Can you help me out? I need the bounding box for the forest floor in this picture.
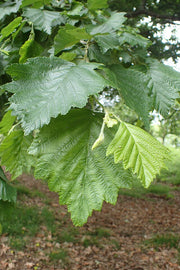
[0,173,180,270]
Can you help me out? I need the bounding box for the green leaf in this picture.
[88,0,108,10]
[0,167,17,203]
[107,121,169,188]
[119,32,150,47]
[88,44,119,65]
[94,33,120,53]
[0,17,22,42]
[87,12,126,35]
[54,25,91,55]
[0,130,34,179]
[146,59,180,117]
[4,57,107,134]
[19,38,43,63]
[12,21,26,40]
[21,0,51,8]
[59,52,77,61]
[67,3,87,17]
[29,109,132,226]
[0,1,22,21]
[105,64,151,127]
[0,110,16,136]
[23,8,64,34]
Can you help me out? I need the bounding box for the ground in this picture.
[0,173,180,270]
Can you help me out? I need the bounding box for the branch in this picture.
[126,9,180,22]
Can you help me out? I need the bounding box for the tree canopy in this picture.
[109,0,180,62]
[0,0,180,226]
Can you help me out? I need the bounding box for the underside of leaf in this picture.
[107,121,169,187]
[29,109,132,226]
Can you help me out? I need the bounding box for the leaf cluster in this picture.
[0,0,179,225]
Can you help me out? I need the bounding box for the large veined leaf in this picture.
[105,64,152,127]
[107,121,169,188]
[4,57,107,134]
[54,25,91,55]
[0,130,35,179]
[23,8,64,34]
[87,0,108,10]
[29,109,133,226]
[146,59,180,117]
[0,0,21,21]
[87,12,126,35]
[0,167,17,203]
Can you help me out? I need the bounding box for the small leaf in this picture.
[88,0,108,10]
[21,0,51,8]
[19,38,43,63]
[146,59,180,117]
[67,3,87,17]
[94,33,120,53]
[0,1,22,21]
[0,167,17,203]
[87,12,126,35]
[0,130,35,179]
[54,24,91,55]
[119,32,151,47]
[88,44,118,65]
[0,110,16,136]
[59,52,77,61]
[4,57,107,134]
[29,109,132,226]
[107,121,169,187]
[23,8,64,34]
[0,17,22,42]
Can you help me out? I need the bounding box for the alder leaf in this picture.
[119,32,151,47]
[87,0,108,10]
[59,52,77,61]
[23,8,64,34]
[0,1,21,21]
[87,12,126,35]
[21,0,51,8]
[29,109,133,226]
[0,17,22,42]
[4,57,107,134]
[54,24,91,55]
[107,121,169,188]
[19,39,43,63]
[0,130,35,179]
[0,110,16,136]
[94,33,120,53]
[105,64,152,127]
[146,59,180,117]
[0,167,17,203]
